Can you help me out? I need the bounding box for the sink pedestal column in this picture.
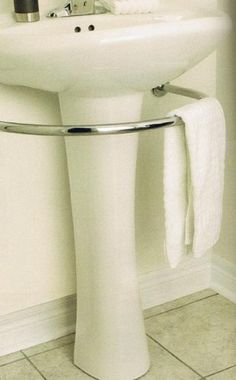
[59,93,150,380]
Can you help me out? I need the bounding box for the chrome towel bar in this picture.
[0,84,208,137]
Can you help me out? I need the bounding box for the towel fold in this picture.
[164,98,226,268]
[99,0,160,15]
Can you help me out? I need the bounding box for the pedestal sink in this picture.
[0,5,230,380]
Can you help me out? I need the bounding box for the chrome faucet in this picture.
[47,0,106,17]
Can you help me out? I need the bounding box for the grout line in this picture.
[144,293,219,320]
[0,358,25,368]
[147,334,203,378]
[24,341,75,358]
[205,364,236,378]
[21,351,47,380]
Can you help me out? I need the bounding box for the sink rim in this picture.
[0,7,229,36]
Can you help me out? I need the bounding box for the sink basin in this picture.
[0,8,230,97]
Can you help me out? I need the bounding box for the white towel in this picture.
[164,98,226,268]
[99,0,160,15]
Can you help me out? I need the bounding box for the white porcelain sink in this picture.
[0,6,230,380]
[0,8,230,97]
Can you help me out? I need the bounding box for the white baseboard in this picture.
[139,254,211,309]
[0,295,76,356]
[211,255,236,304]
[0,255,211,357]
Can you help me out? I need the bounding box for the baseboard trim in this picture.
[139,254,211,309]
[211,255,236,304]
[0,254,211,357]
[0,295,76,356]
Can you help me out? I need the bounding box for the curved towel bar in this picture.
[0,84,208,137]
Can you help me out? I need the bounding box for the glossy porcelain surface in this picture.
[0,7,230,96]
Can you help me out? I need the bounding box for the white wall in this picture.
[0,0,220,316]
[0,0,78,314]
[214,0,236,265]
[0,86,77,315]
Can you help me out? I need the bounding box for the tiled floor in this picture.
[0,289,236,380]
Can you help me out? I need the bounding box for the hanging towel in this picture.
[99,0,160,15]
[164,98,226,268]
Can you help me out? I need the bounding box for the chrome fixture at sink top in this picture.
[48,0,106,18]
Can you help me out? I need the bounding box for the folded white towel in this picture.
[99,0,160,15]
[164,98,226,268]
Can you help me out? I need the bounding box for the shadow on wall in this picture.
[229,0,236,74]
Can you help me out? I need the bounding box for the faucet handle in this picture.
[48,2,72,17]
